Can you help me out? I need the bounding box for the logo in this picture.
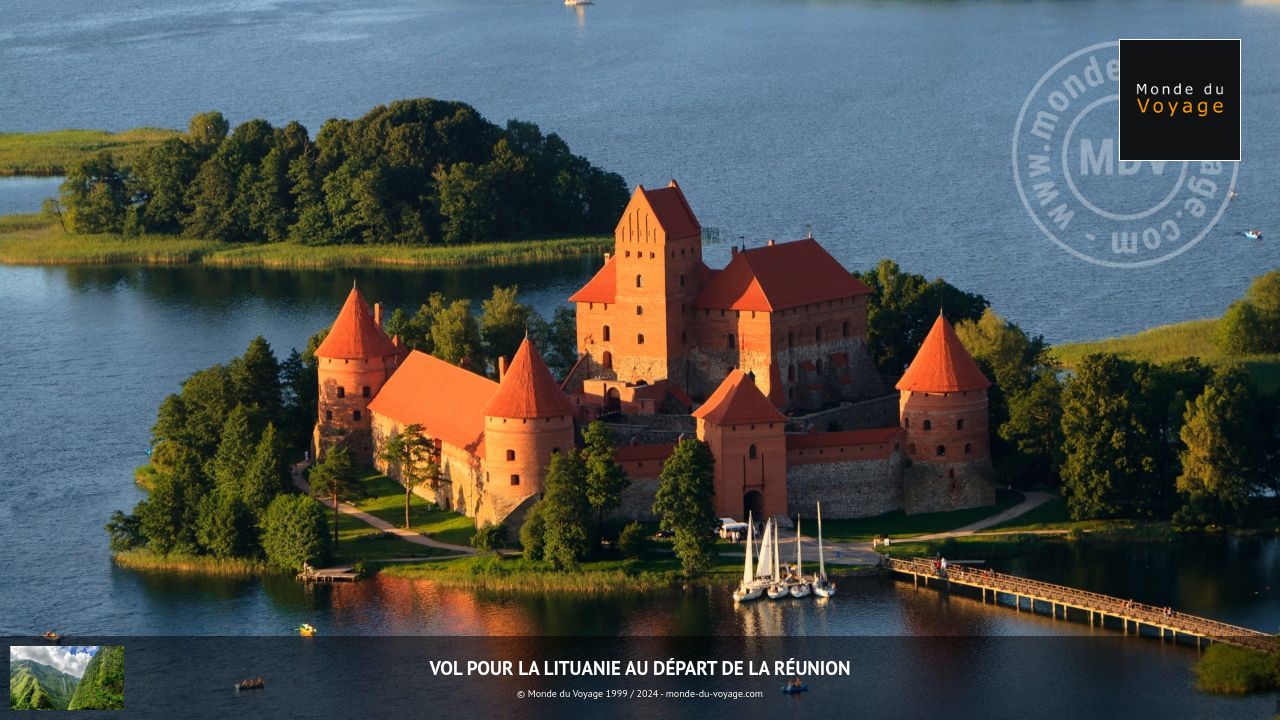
[1012,41,1238,268]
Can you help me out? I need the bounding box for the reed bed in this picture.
[112,550,269,578]
[0,128,179,176]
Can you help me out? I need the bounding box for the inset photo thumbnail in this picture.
[9,645,124,711]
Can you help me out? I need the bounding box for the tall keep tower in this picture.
[313,284,403,462]
[693,370,788,521]
[896,313,995,514]
[482,338,577,526]
[572,181,703,388]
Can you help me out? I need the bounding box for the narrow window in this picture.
[749,444,758,460]
[636,274,643,288]
[510,474,520,486]
[337,386,346,398]
[923,419,932,431]
[680,274,686,287]
[636,305,643,316]
[602,351,613,369]
[727,333,736,349]
[324,409,333,421]
[603,325,611,341]
[957,419,965,430]
[788,331,794,349]
[964,443,972,455]
[909,443,916,454]
[353,410,362,421]
[936,445,945,457]
[816,326,822,342]
[637,334,645,345]
[506,449,516,461]
[842,320,850,338]
[362,386,371,398]
[905,417,910,428]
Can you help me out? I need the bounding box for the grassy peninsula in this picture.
[0,128,178,176]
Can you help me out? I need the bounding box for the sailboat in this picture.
[732,512,763,602]
[767,521,789,600]
[789,515,811,598]
[812,502,836,598]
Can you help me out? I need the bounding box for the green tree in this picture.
[529,304,578,377]
[378,423,439,529]
[133,137,199,232]
[66,646,125,711]
[434,161,499,244]
[471,523,506,552]
[207,404,259,494]
[136,447,208,554]
[308,446,359,547]
[242,422,288,519]
[480,285,532,371]
[653,438,718,576]
[430,298,483,366]
[1216,301,1268,355]
[954,308,1049,397]
[519,501,547,561]
[539,451,592,570]
[617,521,648,559]
[61,151,130,233]
[1176,367,1270,525]
[1000,367,1064,483]
[261,494,331,570]
[385,293,446,352]
[187,110,230,157]
[153,364,236,458]
[581,421,629,540]
[105,510,143,552]
[196,488,258,558]
[229,335,282,419]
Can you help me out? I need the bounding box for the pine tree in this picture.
[242,422,287,519]
[230,335,282,420]
[208,404,258,495]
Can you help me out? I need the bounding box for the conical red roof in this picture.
[483,338,576,419]
[693,370,786,426]
[314,286,400,360]
[895,314,991,393]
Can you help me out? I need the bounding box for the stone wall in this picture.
[786,452,905,519]
[902,461,995,515]
[611,475,661,521]
[788,393,900,433]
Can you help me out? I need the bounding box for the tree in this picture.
[229,335,282,420]
[105,510,143,552]
[196,488,258,558]
[207,404,258,494]
[136,447,208,555]
[187,110,230,158]
[154,364,236,459]
[530,305,578,377]
[1176,366,1270,525]
[539,451,592,569]
[261,494,331,570]
[378,423,439,529]
[471,523,506,552]
[385,294,445,353]
[242,422,288,519]
[581,421,629,540]
[519,501,547,561]
[1000,367,1064,483]
[61,151,130,233]
[430,298,482,366]
[617,521,648,559]
[1216,301,1268,355]
[308,446,359,547]
[653,438,718,576]
[954,308,1049,398]
[480,285,532,372]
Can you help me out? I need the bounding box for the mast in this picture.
[818,502,826,581]
[743,512,754,587]
[795,514,803,577]
[756,519,773,579]
[773,522,781,582]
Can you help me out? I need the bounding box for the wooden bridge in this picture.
[881,556,1278,653]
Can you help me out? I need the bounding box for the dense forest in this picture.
[9,660,79,710]
[56,98,629,246]
[66,647,125,711]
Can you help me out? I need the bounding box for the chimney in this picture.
[373,302,383,328]
[730,245,739,256]
[498,356,508,381]
[604,252,611,262]
[767,238,775,247]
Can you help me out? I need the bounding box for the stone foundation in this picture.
[786,452,904,519]
[902,461,995,515]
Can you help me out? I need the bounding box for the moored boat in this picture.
[732,512,764,602]
[788,514,811,598]
[813,501,837,599]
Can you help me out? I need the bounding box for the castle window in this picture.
[603,325,611,341]
[842,320,850,338]
[948,469,956,479]
[625,250,631,258]
[682,331,687,345]
[957,419,965,430]
[922,420,932,431]
[936,445,945,457]
[602,351,613,369]
[788,331,794,349]
[649,252,654,259]
[325,410,333,421]
[904,417,910,428]
[637,334,645,345]
[362,386,371,398]
[727,333,736,349]
[680,274,686,287]
[636,274,643,288]
[353,410,362,421]
[749,444,757,460]
[815,326,822,342]
[636,305,643,316]
[720,310,725,317]
[337,386,346,398]
[965,443,972,455]
[506,449,516,461]
[510,474,520,486]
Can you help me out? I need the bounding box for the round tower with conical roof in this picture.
[313,284,403,462]
[482,338,577,525]
[895,313,994,514]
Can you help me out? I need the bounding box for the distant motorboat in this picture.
[298,623,316,637]
[42,631,62,644]
[1243,229,1263,240]
[564,0,593,5]
[234,678,266,692]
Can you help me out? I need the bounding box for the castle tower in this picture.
[571,181,703,389]
[693,370,788,521]
[896,313,995,513]
[482,337,577,525]
[312,284,403,462]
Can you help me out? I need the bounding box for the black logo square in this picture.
[1119,39,1240,161]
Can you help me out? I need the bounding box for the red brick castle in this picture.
[313,182,995,527]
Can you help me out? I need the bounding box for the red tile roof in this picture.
[367,350,497,451]
[639,181,701,239]
[692,369,786,426]
[694,238,871,312]
[484,338,576,419]
[895,314,991,393]
[568,255,617,304]
[314,286,401,360]
[786,427,903,450]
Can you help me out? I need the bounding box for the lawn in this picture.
[351,473,477,548]
[0,215,610,269]
[1052,317,1280,393]
[818,489,1024,543]
[0,128,179,176]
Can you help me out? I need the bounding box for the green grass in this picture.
[0,216,610,269]
[1193,644,1280,694]
[1053,317,1280,393]
[818,489,1024,543]
[112,549,270,577]
[985,498,1074,531]
[350,473,476,548]
[0,128,180,176]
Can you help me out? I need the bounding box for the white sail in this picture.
[817,502,827,581]
[795,514,803,576]
[756,519,773,579]
[773,522,781,582]
[742,512,754,586]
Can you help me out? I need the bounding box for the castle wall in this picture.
[902,461,995,515]
[789,393,901,433]
[314,354,397,461]
[786,452,905,519]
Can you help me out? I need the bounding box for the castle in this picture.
[312,181,995,528]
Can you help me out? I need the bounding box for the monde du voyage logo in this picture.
[1013,40,1240,268]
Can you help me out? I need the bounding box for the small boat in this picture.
[41,631,61,644]
[732,512,764,603]
[1243,229,1263,240]
[234,678,266,692]
[298,623,316,637]
[766,522,789,600]
[782,679,808,694]
[813,502,837,599]
[1230,190,1239,200]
